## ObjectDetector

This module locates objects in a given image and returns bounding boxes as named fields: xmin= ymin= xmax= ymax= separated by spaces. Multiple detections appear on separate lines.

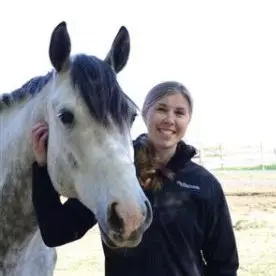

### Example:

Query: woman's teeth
xmin=158 ymin=129 xmax=174 ymax=135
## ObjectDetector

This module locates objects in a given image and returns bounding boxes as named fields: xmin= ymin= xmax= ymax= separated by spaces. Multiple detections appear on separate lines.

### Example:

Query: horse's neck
xmin=0 ymin=92 xmax=47 ymax=259
xmin=1 ymin=91 xmax=47 ymax=172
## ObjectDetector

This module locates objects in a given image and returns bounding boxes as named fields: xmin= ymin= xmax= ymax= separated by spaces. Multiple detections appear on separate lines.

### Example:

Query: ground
xmin=53 ymin=170 xmax=276 ymax=276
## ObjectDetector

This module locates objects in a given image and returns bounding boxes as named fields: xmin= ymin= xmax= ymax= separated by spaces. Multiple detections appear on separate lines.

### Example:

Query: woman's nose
xmin=163 ymin=111 xmax=174 ymax=123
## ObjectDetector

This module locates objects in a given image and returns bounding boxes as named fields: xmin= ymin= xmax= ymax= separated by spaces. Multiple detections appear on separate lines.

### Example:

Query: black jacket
xmin=32 ymin=134 xmax=239 ymax=276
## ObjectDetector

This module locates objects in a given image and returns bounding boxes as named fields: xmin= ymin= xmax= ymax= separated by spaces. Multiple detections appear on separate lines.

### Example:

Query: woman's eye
xmin=176 ymin=111 xmax=185 ymax=116
xmin=58 ymin=109 xmax=75 ymax=125
xmin=156 ymin=107 xmax=166 ymax=112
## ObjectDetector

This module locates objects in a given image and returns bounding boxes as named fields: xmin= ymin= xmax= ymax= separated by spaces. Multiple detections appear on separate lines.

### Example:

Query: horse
xmin=0 ymin=22 xmax=152 ymax=276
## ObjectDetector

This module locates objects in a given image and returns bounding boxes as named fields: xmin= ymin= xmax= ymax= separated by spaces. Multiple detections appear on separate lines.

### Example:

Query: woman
xmin=31 ymin=81 xmax=239 ymax=275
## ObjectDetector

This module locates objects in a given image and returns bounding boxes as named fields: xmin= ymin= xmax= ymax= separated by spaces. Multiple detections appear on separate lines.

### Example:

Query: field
xmin=53 ymin=170 xmax=276 ymax=276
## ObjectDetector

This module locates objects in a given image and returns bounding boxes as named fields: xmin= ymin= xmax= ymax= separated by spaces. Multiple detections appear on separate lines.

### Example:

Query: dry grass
xmin=217 ymin=171 xmax=276 ymax=276
xmin=54 ymin=170 xmax=276 ymax=276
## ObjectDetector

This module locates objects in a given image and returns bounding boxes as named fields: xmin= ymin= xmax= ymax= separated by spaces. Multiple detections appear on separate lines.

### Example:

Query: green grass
xmin=215 ymin=164 xmax=276 ymax=171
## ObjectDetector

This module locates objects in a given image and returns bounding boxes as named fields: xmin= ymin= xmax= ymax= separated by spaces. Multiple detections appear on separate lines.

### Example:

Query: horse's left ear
xmin=49 ymin=21 xmax=71 ymax=72
xmin=104 ymin=26 xmax=130 ymax=74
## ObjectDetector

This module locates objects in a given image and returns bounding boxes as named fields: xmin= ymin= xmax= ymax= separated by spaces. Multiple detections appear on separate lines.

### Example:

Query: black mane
xmin=0 ymin=54 xmax=137 ymax=129
xmin=70 ymin=54 xmax=137 ymax=129
xmin=0 ymin=72 xmax=52 ymax=111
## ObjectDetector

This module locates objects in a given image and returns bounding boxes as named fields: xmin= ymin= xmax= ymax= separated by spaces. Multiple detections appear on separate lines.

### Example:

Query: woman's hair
xmin=137 ymin=81 xmax=193 ymax=190
xmin=141 ymin=81 xmax=193 ymax=121
xmin=137 ymin=140 xmax=176 ymax=190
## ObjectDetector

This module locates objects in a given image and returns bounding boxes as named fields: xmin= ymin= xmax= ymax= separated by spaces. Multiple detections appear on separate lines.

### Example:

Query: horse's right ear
xmin=104 ymin=26 xmax=130 ymax=74
xmin=49 ymin=21 xmax=71 ymax=72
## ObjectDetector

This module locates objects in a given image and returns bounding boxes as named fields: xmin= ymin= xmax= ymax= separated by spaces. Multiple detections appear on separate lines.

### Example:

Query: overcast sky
xmin=0 ymin=0 xmax=275 ymax=147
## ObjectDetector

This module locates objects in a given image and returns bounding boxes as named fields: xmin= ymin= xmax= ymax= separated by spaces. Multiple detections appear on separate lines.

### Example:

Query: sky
xmin=0 ymin=0 xmax=275 ymax=147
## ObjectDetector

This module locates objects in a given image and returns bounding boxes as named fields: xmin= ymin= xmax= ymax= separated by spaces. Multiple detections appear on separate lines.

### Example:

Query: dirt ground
xmin=54 ymin=170 xmax=276 ymax=276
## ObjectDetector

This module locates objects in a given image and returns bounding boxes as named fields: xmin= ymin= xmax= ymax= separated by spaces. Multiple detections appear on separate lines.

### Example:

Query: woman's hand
xmin=31 ymin=122 xmax=49 ymax=166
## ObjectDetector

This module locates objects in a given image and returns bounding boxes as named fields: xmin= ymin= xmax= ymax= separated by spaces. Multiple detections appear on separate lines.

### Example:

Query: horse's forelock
xmin=70 ymin=54 xmax=137 ymax=130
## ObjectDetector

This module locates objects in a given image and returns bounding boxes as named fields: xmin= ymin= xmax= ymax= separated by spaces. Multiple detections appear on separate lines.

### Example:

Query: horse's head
xmin=44 ymin=22 xmax=152 ymax=248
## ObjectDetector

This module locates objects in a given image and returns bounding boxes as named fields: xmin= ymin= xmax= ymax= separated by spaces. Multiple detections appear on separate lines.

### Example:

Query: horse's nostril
xmin=108 ymin=202 xmax=124 ymax=232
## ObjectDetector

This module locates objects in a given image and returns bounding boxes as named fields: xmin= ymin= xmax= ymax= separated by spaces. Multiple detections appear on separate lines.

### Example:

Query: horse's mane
xmin=0 ymin=72 xmax=53 ymax=112
xmin=0 ymin=54 xmax=138 ymax=130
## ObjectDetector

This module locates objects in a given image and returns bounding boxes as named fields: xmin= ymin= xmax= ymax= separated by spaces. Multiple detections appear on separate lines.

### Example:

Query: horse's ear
xmin=49 ymin=21 xmax=71 ymax=72
xmin=104 ymin=26 xmax=130 ymax=74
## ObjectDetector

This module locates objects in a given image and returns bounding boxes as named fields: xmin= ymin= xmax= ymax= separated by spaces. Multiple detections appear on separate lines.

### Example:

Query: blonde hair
xmin=137 ymin=139 xmax=176 ymax=190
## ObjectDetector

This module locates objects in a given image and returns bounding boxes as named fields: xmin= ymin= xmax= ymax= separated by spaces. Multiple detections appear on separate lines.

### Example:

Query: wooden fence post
xmin=260 ymin=142 xmax=264 ymax=170
xmin=199 ymin=147 xmax=204 ymax=166
xmin=219 ymin=143 xmax=224 ymax=169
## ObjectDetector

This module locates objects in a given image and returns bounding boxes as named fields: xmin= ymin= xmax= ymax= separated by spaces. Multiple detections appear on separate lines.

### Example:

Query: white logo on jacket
xmin=176 ymin=180 xmax=200 ymax=190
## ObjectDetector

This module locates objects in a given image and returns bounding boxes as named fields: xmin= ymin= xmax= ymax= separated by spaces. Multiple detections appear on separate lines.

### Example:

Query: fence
xmin=192 ymin=142 xmax=276 ymax=170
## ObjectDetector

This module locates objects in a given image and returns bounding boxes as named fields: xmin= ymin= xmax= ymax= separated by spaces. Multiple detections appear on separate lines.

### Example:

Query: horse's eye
xmin=58 ymin=109 xmax=75 ymax=125
xmin=130 ymin=113 xmax=137 ymax=124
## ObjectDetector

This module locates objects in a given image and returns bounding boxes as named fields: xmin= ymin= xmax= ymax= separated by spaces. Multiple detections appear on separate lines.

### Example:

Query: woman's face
xmin=145 ymin=92 xmax=191 ymax=151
